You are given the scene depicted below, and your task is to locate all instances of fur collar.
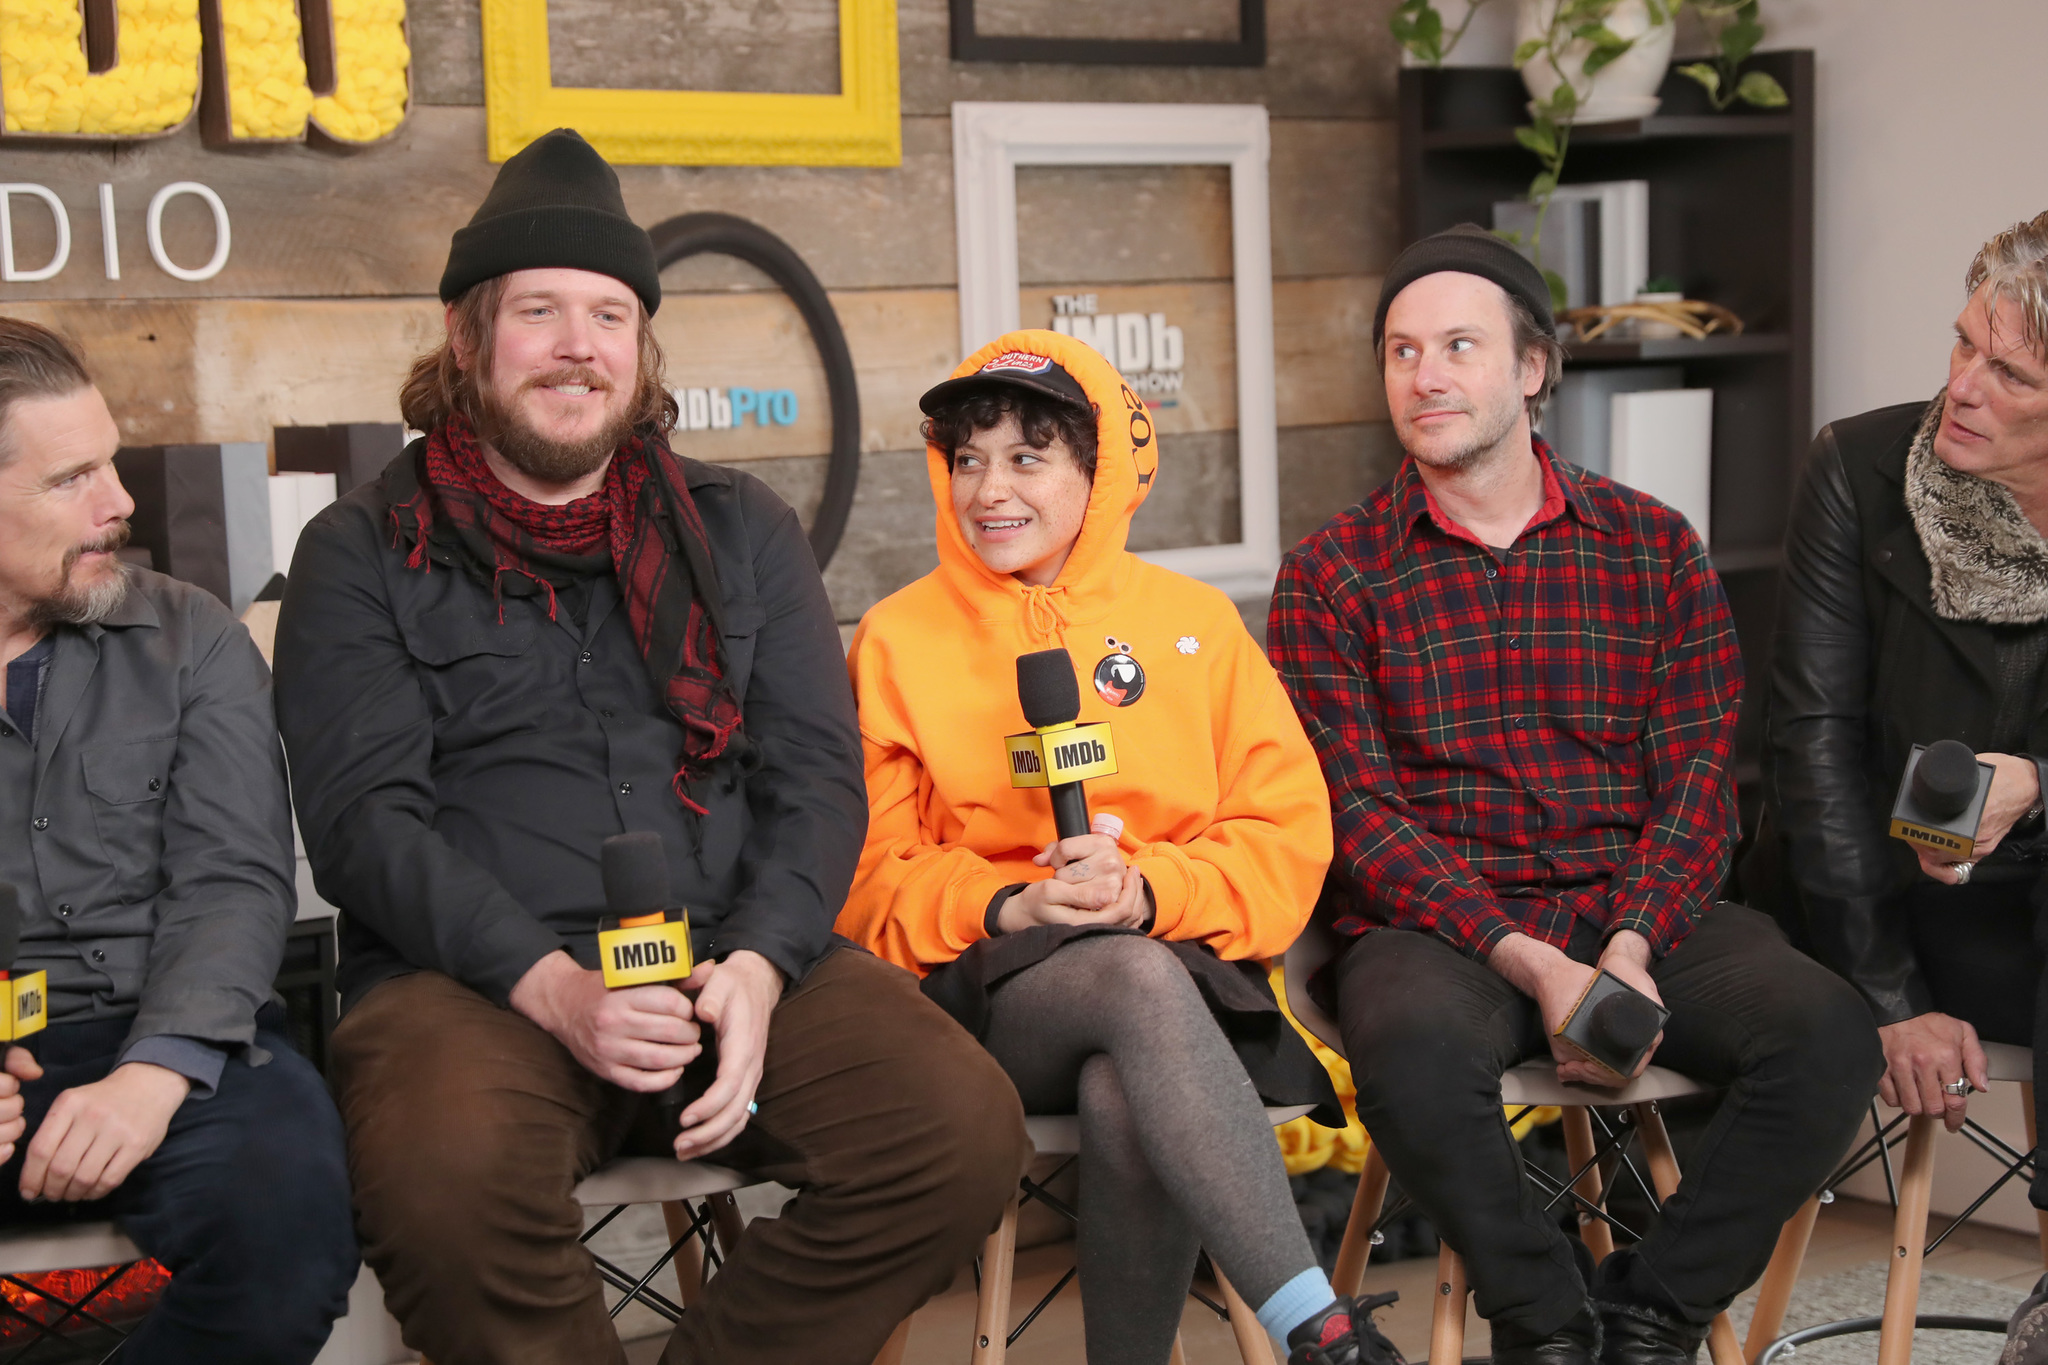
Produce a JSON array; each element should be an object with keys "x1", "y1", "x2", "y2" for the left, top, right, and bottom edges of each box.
[{"x1": 1905, "y1": 391, "x2": 2048, "y2": 623}]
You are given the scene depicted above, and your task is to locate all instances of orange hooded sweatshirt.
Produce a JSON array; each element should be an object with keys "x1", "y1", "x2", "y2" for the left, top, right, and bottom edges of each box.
[{"x1": 837, "y1": 329, "x2": 1333, "y2": 976}]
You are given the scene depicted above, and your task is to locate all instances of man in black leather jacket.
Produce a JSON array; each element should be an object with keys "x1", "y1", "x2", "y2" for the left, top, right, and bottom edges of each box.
[{"x1": 1753, "y1": 214, "x2": 2048, "y2": 1208}]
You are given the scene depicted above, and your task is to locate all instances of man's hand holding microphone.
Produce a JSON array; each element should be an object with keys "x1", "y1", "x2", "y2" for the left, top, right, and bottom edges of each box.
[
  {"x1": 509, "y1": 832, "x2": 781, "y2": 1161},
  {"x1": 1880, "y1": 741, "x2": 2043, "y2": 1128}
]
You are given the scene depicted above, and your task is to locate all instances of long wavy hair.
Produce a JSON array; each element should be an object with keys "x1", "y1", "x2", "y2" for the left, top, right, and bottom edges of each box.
[{"x1": 399, "y1": 276, "x2": 679, "y2": 436}]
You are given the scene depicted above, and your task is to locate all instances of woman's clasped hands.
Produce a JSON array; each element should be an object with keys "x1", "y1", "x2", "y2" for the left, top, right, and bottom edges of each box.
[{"x1": 996, "y1": 832, "x2": 1149, "y2": 932}]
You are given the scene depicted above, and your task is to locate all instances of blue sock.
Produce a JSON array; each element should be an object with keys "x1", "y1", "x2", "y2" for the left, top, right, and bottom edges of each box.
[{"x1": 1256, "y1": 1266, "x2": 1339, "y2": 1342}]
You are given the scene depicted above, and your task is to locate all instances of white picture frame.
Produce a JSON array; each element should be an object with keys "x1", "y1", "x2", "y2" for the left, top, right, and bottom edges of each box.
[{"x1": 951, "y1": 101, "x2": 1279, "y2": 599}]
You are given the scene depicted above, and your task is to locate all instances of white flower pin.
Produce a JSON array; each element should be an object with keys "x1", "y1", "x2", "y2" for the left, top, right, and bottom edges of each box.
[{"x1": 1176, "y1": 636, "x2": 1199, "y2": 655}]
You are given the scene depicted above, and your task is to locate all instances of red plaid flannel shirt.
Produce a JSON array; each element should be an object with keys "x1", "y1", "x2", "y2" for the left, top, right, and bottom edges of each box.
[{"x1": 1267, "y1": 443, "x2": 1742, "y2": 961}]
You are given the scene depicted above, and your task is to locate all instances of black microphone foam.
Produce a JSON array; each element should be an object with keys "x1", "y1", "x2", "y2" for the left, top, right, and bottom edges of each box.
[
  {"x1": 0, "y1": 883, "x2": 16, "y2": 970},
  {"x1": 1912, "y1": 739, "x2": 1982, "y2": 820},
  {"x1": 1017, "y1": 649, "x2": 1082, "y2": 730},
  {"x1": 1590, "y1": 990, "x2": 1661, "y2": 1055},
  {"x1": 600, "y1": 832, "x2": 669, "y2": 917}
]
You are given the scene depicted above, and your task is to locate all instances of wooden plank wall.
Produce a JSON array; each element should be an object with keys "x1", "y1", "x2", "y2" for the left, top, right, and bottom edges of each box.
[{"x1": 0, "y1": 0, "x2": 1407, "y2": 621}]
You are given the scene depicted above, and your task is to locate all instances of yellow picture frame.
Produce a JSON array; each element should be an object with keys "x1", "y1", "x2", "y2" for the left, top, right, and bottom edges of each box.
[{"x1": 481, "y1": 0, "x2": 899, "y2": 166}]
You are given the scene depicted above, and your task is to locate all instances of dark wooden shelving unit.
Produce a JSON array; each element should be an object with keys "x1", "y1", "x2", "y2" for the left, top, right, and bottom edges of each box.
[{"x1": 1399, "y1": 49, "x2": 1815, "y2": 803}]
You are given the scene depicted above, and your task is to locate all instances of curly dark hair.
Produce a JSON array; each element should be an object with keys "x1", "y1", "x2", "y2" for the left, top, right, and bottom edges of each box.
[{"x1": 922, "y1": 388, "x2": 1099, "y2": 478}]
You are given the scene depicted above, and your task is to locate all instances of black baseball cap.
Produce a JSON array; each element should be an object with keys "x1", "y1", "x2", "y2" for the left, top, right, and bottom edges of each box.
[{"x1": 919, "y1": 347, "x2": 1092, "y2": 415}]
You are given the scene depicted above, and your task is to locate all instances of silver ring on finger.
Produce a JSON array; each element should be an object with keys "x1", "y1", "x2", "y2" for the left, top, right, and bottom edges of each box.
[
  {"x1": 1944, "y1": 1079, "x2": 1973, "y2": 1097},
  {"x1": 1952, "y1": 860, "x2": 1976, "y2": 885}
]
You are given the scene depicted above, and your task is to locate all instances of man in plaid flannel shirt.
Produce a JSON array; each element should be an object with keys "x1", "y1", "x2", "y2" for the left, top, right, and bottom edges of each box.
[{"x1": 1269, "y1": 227, "x2": 1880, "y2": 1365}]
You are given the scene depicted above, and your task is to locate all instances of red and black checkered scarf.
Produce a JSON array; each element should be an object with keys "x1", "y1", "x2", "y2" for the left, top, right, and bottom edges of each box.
[{"x1": 389, "y1": 413, "x2": 745, "y2": 813}]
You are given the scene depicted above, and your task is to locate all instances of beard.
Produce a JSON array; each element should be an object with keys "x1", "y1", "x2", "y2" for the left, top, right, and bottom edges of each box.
[
  {"x1": 28, "y1": 522, "x2": 134, "y2": 628},
  {"x1": 476, "y1": 366, "x2": 640, "y2": 486},
  {"x1": 1399, "y1": 386, "x2": 1527, "y2": 475}
]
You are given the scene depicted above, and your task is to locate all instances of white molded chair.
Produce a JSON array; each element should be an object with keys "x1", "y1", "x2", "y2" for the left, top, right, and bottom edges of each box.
[
  {"x1": 968, "y1": 1107, "x2": 1316, "y2": 1365},
  {"x1": 1283, "y1": 919, "x2": 1818, "y2": 1365}
]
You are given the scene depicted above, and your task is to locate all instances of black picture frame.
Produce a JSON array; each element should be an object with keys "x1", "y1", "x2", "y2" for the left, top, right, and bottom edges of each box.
[{"x1": 948, "y1": 0, "x2": 1265, "y2": 67}]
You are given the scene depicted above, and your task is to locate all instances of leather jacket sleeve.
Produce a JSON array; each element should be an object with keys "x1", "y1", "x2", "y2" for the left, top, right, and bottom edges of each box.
[{"x1": 1764, "y1": 426, "x2": 1933, "y2": 1024}]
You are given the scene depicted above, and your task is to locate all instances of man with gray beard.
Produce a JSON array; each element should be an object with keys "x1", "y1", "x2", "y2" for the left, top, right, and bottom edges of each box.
[{"x1": 0, "y1": 317, "x2": 357, "y2": 1362}]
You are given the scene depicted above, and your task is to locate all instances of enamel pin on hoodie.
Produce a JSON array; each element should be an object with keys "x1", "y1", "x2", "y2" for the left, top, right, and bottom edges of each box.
[{"x1": 1094, "y1": 636, "x2": 1145, "y2": 706}]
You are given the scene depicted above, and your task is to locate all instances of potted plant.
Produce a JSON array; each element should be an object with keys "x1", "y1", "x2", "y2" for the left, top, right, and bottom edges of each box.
[{"x1": 1390, "y1": 0, "x2": 1787, "y2": 306}]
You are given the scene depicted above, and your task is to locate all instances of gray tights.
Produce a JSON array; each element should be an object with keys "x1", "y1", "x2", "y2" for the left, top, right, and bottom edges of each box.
[{"x1": 980, "y1": 934, "x2": 1318, "y2": 1365}]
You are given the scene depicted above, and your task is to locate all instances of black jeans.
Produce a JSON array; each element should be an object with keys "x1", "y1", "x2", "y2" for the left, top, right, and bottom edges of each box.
[
  {"x1": 0, "y1": 1007, "x2": 358, "y2": 1364},
  {"x1": 1335, "y1": 904, "x2": 1881, "y2": 1334}
]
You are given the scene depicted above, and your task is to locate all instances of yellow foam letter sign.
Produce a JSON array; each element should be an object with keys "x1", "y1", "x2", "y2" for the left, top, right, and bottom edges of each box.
[
  {"x1": 0, "y1": 0, "x2": 202, "y2": 136},
  {"x1": 200, "y1": 0, "x2": 312, "y2": 139},
  {"x1": 306, "y1": 0, "x2": 407, "y2": 144}
]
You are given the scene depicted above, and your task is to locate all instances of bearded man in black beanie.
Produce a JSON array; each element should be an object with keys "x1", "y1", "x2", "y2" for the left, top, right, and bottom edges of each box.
[
  {"x1": 272, "y1": 129, "x2": 1028, "y2": 1364},
  {"x1": 1268, "y1": 226, "x2": 1881, "y2": 1365}
]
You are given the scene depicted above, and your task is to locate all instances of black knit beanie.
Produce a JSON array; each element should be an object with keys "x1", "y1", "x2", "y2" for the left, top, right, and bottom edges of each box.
[
  {"x1": 1372, "y1": 223, "x2": 1553, "y2": 348},
  {"x1": 439, "y1": 128, "x2": 661, "y2": 316}
]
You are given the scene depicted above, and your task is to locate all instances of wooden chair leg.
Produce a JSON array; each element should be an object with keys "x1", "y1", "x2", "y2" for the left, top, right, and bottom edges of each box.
[
  {"x1": 1428, "y1": 1242, "x2": 1468, "y2": 1365},
  {"x1": 1562, "y1": 1107, "x2": 1615, "y2": 1262},
  {"x1": 871, "y1": 1315, "x2": 913, "y2": 1365},
  {"x1": 1877, "y1": 1113, "x2": 1939, "y2": 1365},
  {"x1": 1742, "y1": 1194, "x2": 1821, "y2": 1364},
  {"x1": 1631, "y1": 1102, "x2": 1741, "y2": 1365},
  {"x1": 1216, "y1": 1264, "x2": 1279, "y2": 1365},
  {"x1": 970, "y1": 1190, "x2": 1021, "y2": 1365},
  {"x1": 707, "y1": 1189, "x2": 747, "y2": 1260},
  {"x1": 1333, "y1": 1145, "x2": 1392, "y2": 1298},
  {"x1": 2026, "y1": 1081, "x2": 2048, "y2": 1269},
  {"x1": 662, "y1": 1200, "x2": 708, "y2": 1307},
  {"x1": 1171, "y1": 1334, "x2": 1189, "y2": 1365}
]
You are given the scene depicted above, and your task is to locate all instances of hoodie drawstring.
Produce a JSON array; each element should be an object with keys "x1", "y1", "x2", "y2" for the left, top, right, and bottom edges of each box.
[{"x1": 1022, "y1": 584, "x2": 1070, "y2": 642}]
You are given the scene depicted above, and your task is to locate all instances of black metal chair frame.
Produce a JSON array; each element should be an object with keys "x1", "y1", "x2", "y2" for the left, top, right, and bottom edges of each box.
[
  {"x1": 0, "y1": 1257, "x2": 147, "y2": 1364},
  {"x1": 580, "y1": 1198, "x2": 724, "y2": 1326},
  {"x1": 1364, "y1": 1103, "x2": 1674, "y2": 1254}
]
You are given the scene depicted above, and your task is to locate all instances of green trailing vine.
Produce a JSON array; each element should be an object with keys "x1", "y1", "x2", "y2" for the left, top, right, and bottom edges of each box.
[
  {"x1": 1392, "y1": 0, "x2": 1787, "y2": 309},
  {"x1": 1675, "y1": 1, "x2": 1788, "y2": 110}
]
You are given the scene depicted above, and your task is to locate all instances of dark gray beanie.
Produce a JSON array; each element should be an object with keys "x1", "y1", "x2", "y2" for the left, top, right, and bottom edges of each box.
[
  {"x1": 1372, "y1": 223, "x2": 1553, "y2": 347},
  {"x1": 439, "y1": 128, "x2": 661, "y2": 315}
]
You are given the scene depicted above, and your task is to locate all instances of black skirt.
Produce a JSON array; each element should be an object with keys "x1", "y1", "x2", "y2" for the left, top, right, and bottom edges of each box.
[{"x1": 920, "y1": 923, "x2": 1345, "y2": 1129}]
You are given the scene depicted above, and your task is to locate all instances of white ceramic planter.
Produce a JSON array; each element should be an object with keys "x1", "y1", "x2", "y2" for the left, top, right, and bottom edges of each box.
[{"x1": 1515, "y1": 0, "x2": 1676, "y2": 123}]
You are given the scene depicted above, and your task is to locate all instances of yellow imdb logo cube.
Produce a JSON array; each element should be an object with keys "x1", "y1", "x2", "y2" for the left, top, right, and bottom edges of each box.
[
  {"x1": 599, "y1": 915, "x2": 695, "y2": 990},
  {"x1": 1007, "y1": 723, "x2": 1119, "y2": 789},
  {"x1": 0, "y1": 971, "x2": 47, "y2": 1042}
]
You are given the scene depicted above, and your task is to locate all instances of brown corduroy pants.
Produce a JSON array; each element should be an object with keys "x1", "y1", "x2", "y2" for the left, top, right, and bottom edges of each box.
[{"x1": 331, "y1": 948, "x2": 1030, "y2": 1365}]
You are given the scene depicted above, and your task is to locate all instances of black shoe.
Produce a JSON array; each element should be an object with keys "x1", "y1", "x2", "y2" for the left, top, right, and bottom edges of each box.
[
  {"x1": 2002, "y1": 1273, "x2": 2048, "y2": 1365},
  {"x1": 1594, "y1": 1300, "x2": 1709, "y2": 1365},
  {"x1": 1490, "y1": 1306, "x2": 1600, "y2": 1365},
  {"x1": 1287, "y1": 1292, "x2": 1406, "y2": 1365}
]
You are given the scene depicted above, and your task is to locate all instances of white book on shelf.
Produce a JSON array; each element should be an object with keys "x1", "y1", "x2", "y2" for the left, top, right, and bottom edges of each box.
[
  {"x1": 1492, "y1": 196, "x2": 1600, "y2": 309},
  {"x1": 1493, "y1": 180, "x2": 1648, "y2": 308},
  {"x1": 1541, "y1": 365, "x2": 1683, "y2": 476},
  {"x1": 1550, "y1": 180, "x2": 1649, "y2": 306},
  {"x1": 1609, "y1": 388, "x2": 1714, "y2": 543}
]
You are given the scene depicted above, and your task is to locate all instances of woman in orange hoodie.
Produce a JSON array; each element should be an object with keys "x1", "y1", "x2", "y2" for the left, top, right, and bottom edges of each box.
[{"x1": 839, "y1": 331, "x2": 1397, "y2": 1365}]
